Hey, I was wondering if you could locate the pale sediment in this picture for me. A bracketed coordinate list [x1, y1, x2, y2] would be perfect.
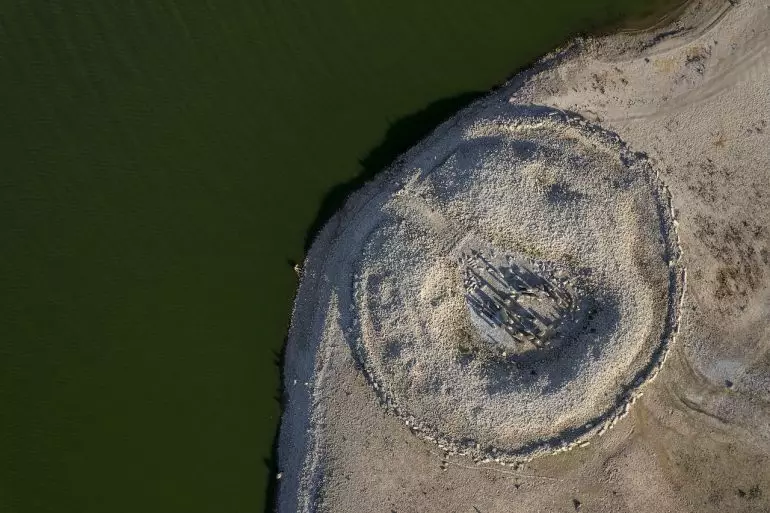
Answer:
[277, 1, 770, 511]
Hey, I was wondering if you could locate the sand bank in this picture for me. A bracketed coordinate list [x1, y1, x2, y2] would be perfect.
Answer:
[278, 1, 770, 511]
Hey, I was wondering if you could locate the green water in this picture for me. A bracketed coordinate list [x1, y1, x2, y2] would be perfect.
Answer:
[0, 1, 680, 511]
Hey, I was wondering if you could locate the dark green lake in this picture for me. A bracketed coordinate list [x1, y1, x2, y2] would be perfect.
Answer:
[0, 1, 681, 511]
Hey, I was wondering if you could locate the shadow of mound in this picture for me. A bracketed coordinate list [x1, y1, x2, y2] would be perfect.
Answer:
[303, 91, 483, 253]
[263, 342, 286, 513]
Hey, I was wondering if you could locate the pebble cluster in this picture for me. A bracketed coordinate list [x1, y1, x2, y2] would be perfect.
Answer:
[461, 248, 585, 355]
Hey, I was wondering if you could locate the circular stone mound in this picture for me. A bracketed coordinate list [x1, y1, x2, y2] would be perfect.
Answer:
[348, 105, 683, 461]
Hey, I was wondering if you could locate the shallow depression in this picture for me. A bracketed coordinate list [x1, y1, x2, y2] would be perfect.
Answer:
[460, 246, 590, 358]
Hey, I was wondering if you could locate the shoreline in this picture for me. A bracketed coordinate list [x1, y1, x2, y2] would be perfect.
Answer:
[276, 0, 769, 510]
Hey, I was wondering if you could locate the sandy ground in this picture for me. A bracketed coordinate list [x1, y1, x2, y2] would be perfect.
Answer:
[277, 0, 770, 511]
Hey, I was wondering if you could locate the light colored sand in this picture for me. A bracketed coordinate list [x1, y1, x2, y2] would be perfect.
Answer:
[277, 0, 770, 511]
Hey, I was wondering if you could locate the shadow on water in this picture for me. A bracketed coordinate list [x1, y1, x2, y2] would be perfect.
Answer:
[263, 340, 287, 513]
[302, 90, 484, 253]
